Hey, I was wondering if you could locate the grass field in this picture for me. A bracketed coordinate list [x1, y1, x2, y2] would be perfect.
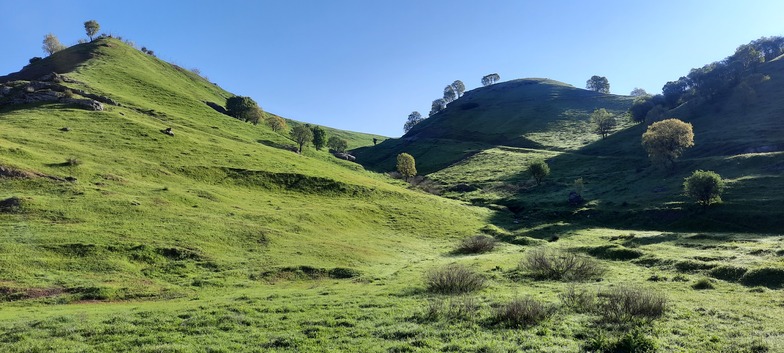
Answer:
[0, 38, 783, 352]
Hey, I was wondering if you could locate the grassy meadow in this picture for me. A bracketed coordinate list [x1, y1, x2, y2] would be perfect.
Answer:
[0, 38, 782, 352]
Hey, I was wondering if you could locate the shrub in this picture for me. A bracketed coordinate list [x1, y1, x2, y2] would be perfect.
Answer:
[424, 264, 485, 294]
[528, 159, 550, 185]
[28, 57, 43, 65]
[740, 268, 784, 289]
[491, 297, 553, 328]
[674, 260, 716, 273]
[455, 235, 496, 254]
[596, 286, 667, 323]
[683, 170, 725, 206]
[708, 265, 747, 282]
[521, 247, 605, 281]
[615, 328, 658, 353]
[559, 285, 596, 313]
[422, 296, 480, 322]
[692, 278, 715, 290]
[63, 89, 74, 99]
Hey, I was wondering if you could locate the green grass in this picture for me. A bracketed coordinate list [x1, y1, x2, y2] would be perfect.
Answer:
[1, 38, 783, 352]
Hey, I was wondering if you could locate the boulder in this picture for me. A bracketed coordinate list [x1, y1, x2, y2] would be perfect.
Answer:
[333, 152, 356, 161]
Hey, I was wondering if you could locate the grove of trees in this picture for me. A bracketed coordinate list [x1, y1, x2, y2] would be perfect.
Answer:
[586, 75, 610, 93]
[641, 118, 694, 169]
[396, 153, 417, 181]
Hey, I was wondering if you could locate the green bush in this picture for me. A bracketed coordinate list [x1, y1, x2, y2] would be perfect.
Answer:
[559, 285, 596, 313]
[424, 264, 485, 294]
[683, 170, 725, 206]
[692, 278, 715, 290]
[521, 247, 606, 281]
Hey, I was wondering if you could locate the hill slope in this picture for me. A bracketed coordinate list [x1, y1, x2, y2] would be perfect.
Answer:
[353, 78, 635, 174]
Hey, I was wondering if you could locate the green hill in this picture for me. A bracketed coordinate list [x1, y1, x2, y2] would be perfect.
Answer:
[1, 38, 783, 352]
[353, 78, 635, 174]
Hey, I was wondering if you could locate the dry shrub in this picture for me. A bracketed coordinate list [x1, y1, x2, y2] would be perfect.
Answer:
[422, 296, 481, 321]
[492, 297, 554, 327]
[596, 286, 667, 323]
[455, 235, 496, 254]
[425, 264, 485, 294]
[559, 285, 596, 313]
[521, 247, 606, 281]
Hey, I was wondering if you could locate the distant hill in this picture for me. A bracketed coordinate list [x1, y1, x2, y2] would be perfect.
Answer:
[353, 78, 634, 174]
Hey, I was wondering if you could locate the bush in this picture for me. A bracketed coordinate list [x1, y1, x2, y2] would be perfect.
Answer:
[674, 260, 716, 273]
[528, 159, 550, 185]
[708, 265, 748, 282]
[616, 328, 658, 353]
[455, 235, 496, 254]
[740, 268, 784, 289]
[596, 286, 667, 323]
[424, 264, 485, 294]
[692, 278, 715, 290]
[422, 296, 480, 322]
[683, 170, 725, 206]
[28, 57, 43, 65]
[491, 297, 553, 328]
[559, 285, 596, 313]
[521, 247, 606, 281]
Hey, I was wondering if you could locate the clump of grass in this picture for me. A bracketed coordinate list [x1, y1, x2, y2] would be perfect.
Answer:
[708, 265, 748, 282]
[66, 157, 82, 166]
[455, 235, 496, 254]
[692, 278, 715, 290]
[425, 264, 485, 294]
[740, 268, 784, 289]
[583, 328, 658, 353]
[585, 245, 643, 260]
[674, 260, 717, 273]
[491, 297, 554, 328]
[422, 296, 481, 321]
[596, 286, 667, 323]
[559, 285, 596, 313]
[520, 247, 606, 281]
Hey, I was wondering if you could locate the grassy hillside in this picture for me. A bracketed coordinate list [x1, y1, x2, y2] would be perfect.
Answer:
[1, 38, 783, 352]
[353, 78, 635, 174]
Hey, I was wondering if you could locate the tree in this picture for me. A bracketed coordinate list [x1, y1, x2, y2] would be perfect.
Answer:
[662, 77, 690, 108]
[481, 73, 500, 86]
[396, 153, 416, 181]
[683, 170, 725, 207]
[226, 96, 262, 123]
[84, 20, 100, 42]
[429, 98, 447, 116]
[629, 88, 648, 97]
[327, 136, 348, 153]
[443, 85, 457, 103]
[403, 111, 424, 133]
[266, 115, 287, 133]
[451, 80, 466, 98]
[528, 159, 550, 185]
[310, 125, 326, 150]
[590, 108, 617, 139]
[641, 118, 694, 169]
[290, 125, 313, 154]
[42, 33, 66, 56]
[586, 75, 610, 93]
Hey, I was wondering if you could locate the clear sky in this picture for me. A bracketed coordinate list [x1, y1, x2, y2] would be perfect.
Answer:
[2, 1, 783, 137]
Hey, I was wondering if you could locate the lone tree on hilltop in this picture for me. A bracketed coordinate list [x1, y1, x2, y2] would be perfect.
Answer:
[528, 158, 550, 185]
[327, 136, 348, 153]
[403, 111, 424, 133]
[683, 170, 725, 207]
[451, 80, 466, 98]
[641, 118, 694, 169]
[42, 33, 66, 56]
[590, 108, 617, 139]
[481, 73, 500, 86]
[291, 125, 313, 154]
[84, 20, 100, 42]
[266, 115, 287, 133]
[310, 125, 327, 150]
[586, 75, 610, 93]
[396, 153, 417, 181]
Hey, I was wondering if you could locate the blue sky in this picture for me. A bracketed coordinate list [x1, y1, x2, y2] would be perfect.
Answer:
[2, 1, 783, 137]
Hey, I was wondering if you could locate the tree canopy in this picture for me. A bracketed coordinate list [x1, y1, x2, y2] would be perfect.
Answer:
[403, 111, 424, 133]
[443, 85, 457, 103]
[641, 118, 694, 168]
[683, 170, 725, 207]
[451, 80, 466, 98]
[226, 96, 262, 124]
[84, 20, 100, 42]
[630, 88, 648, 97]
[528, 159, 550, 185]
[310, 126, 327, 150]
[429, 99, 447, 116]
[586, 75, 610, 93]
[42, 33, 66, 56]
[290, 125, 313, 154]
[481, 73, 500, 86]
[327, 136, 348, 153]
[266, 115, 287, 133]
[590, 108, 617, 139]
[396, 153, 417, 181]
